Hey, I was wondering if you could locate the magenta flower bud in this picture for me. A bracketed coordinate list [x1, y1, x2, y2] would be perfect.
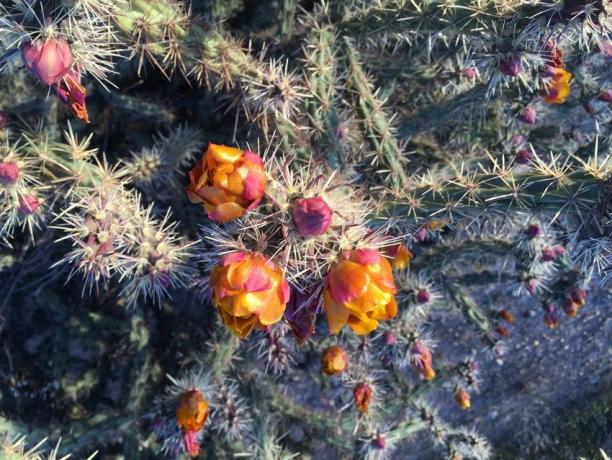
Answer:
[518, 106, 537, 124]
[542, 246, 557, 262]
[292, 196, 332, 237]
[18, 194, 40, 215]
[0, 111, 9, 130]
[598, 90, 612, 103]
[371, 436, 387, 450]
[21, 38, 73, 86]
[416, 288, 431, 304]
[462, 67, 477, 79]
[383, 330, 397, 346]
[526, 278, 538, 295]
[415, 225, 428, 242]
[0, 160, 20, 185]
[515, 149, 532, 165]
[499, 54, 522, 76]
[511, 134, 525, 145]
[526, 223, 543, 239]
[553, 245, 565, 257]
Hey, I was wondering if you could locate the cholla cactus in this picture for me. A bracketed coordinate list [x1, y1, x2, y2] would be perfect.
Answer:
[0, 0, 610, 459]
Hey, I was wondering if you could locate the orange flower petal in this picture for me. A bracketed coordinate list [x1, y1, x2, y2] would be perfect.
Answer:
[347, 314, 379, 335]
[328, 260, 369, 304]
[209, 202, 245, 222]
[323, 289, 350, 335]
[207, 144, 243, 164]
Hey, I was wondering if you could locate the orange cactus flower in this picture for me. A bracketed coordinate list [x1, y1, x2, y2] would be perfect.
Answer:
[209, 251, 290, 338]
[321, 345, 349, 376]
[353, 383, 373, 414]
[186, 144, 267, 222]
[455, 388, 471, 410]
[387, 243, 412, 270]
[323, 249, 397, 336]
[177, 390, 209, 432]
[542, 67, 572, 104]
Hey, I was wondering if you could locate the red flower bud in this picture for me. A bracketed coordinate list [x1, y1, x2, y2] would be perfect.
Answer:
[455, 388, 471, 410]
[416, 288, 431, 304]
[0, 111, 9, 130]
[515, 148, 532, 165]
[292, 196, 332, 237]
[0, 161, 20, 185]
[526, 223, 542, 239]
[562, 299, 579, 318]
[499, 54, 522, 76]
[22, 38, 73, 86]
[495, 326, 511, 338]
[371, 436, 386, 450]
[462, 67, 477, 79]
[599, 89, 612, 103]
[383, 330, 397, 346]
[518, 106, 537, 124]
[498, 309, 515, 323]
[18, 194, 40, 215]
[570, 288, 586, 306]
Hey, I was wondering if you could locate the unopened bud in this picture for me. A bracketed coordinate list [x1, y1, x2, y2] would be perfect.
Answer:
[598, 89, 612, 103]
[499, 54, 522, 76]
[495, 326, 511, 338]
[515, 148, 532, 165]
[292, 196, 332, 237]
[562, 299, 579, 318]
[21, 38, 73, 86]
[0, 111, 9, 130]
[526, 223, 543, 239]
[498, 309, 515, 323]
[570, 288, 586, 306]
[518, 106, 537, 124]
[371, 436, 386, 450]
[321, 345, 349, 376]
[353, 383, 373, 414]
[416, 288, 431, 304]
[383, 330, 397, 346]
[0, 161, 20, 185]
[462, 67, 477, 79]
[18, 194, 40, 215]
[454, 388, 471, 410]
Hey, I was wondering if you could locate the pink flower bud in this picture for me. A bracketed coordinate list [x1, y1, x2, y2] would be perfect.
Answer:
[526, 223, 542, 239]
[541, 246, 556, 262]
[515, 148, 532, 165]
[0, 111, 9, 129]
[526, 278, 538, 295]
[0, 161, 20, 185]
[22, 38, 73, 86]
[416, 288, 431, 304]
[499, 54, 522, 77]
[415, 225, 428, 242]
[518, 106, 537, 124]
[292, 196, 332, 237]
[371, 436, 387, 450]
[18, 194, 40, 215]
[383, 330, 397, 346]
[462, 67, 477, 79]
[599, 90, 612, 103]
[511, 134, 525, 145]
